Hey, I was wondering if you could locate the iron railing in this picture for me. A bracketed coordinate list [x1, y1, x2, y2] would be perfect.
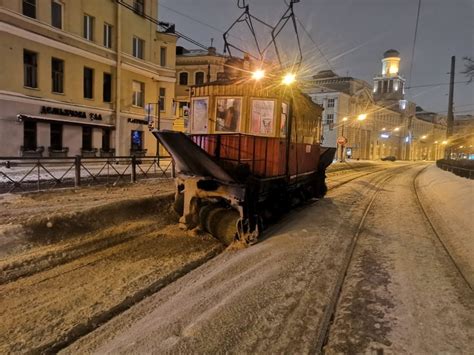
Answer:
[436, 159, 474, 179]
[0, 155, 174, 194]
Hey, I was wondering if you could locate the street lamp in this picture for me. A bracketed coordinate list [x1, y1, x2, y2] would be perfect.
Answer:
[340, 117, 348, 162]
[357, 113, 367, 121]
[421, 135, 427, 140]
[394, 127, 400, 132]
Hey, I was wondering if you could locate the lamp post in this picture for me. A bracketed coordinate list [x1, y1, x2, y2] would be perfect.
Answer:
[340, 116, 348, 161]
[356, 113, 367, 160]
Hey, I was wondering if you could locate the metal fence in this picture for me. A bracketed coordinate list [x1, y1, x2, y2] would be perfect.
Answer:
[0, 155, 174, 194]
[436, 159, 474, 180]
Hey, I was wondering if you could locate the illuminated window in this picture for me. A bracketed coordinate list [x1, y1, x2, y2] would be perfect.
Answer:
[131, 130, 144, 151]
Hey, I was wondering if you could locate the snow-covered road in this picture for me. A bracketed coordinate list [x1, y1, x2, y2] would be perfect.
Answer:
[62, 165, 466, 354]
[2, 162, 472, 353]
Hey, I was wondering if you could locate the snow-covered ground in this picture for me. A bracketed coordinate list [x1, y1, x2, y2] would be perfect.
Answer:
[0, 161, 397, 353]
[416, 165, 474, 287]
[325, 164, 473, 353]
[4, 162, 470, 353]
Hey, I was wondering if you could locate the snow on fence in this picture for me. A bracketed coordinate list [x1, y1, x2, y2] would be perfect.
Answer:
[436, 159, 474, 180]
[0, 155, 174, 194]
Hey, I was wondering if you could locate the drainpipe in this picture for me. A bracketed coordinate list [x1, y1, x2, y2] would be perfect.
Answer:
[115, 2, 123, 156]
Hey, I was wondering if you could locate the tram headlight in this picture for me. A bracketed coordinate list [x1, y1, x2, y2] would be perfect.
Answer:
[252, 69, 265, 80]
[282, 73, 296, 85]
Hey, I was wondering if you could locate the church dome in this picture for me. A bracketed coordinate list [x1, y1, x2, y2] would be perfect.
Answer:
[383, 49, 400, 58]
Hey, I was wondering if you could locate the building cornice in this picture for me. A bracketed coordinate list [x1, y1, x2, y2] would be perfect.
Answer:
[0, 90, 115, 114]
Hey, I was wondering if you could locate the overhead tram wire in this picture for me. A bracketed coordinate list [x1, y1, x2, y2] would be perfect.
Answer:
[283, 0, 335, 72]
[158, 2, 230, 39]
[116, 0, 209, 50]
[406, 80, 470, 89]
[408, 0, 422, 88]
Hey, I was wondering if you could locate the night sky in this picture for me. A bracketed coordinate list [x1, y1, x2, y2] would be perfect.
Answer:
[159, 0, 473, 116]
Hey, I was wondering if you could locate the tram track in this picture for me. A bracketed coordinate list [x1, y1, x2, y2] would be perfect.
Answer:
[312, 165, 414, 354]
[413, 166, 473, 291]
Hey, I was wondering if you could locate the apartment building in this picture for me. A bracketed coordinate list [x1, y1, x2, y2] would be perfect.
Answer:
[0, 0, 177, 157]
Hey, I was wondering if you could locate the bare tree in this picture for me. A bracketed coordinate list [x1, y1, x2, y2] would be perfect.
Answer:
[462, 57, 474, 83]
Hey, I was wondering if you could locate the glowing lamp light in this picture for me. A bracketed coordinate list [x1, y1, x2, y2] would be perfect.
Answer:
[389, 65, 398, 74]
[381, 127, 386, 131]
[357, 114, 367, 121]
[282, 73, 296, 85]
[405, 136, 410, 143]
[381, 133, 390, 139]
[442, 140, 448, 145]
[421, 135, 427, 139]
[342, 117, 348, 122]
[252, 69, 265, 80]
[459, 145, 464, 148]
[394, 127, 400, 132]
[434, 141, 438, 144]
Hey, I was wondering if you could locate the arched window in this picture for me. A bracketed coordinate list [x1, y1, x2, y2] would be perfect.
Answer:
[179, 72, 188, 85]
[195, 71, 205, 85]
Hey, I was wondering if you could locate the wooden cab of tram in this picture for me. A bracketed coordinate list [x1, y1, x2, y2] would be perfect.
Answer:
[186, 58, 325, 181]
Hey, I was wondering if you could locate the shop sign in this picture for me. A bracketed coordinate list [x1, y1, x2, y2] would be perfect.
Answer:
[40, 106, 103, 120]
[127, 118, 149, 125]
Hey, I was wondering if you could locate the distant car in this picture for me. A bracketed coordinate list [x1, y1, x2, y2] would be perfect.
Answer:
[381, 156, 396, 161]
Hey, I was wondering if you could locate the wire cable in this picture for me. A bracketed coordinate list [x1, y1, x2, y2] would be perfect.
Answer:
[408, 0, 422, 88]
[283, 0, 335, 72]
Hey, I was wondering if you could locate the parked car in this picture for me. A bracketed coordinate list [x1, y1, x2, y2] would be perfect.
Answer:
[381, 156, 396, 161]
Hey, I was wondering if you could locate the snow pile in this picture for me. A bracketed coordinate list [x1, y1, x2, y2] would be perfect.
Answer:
[417, 165, 474, 287]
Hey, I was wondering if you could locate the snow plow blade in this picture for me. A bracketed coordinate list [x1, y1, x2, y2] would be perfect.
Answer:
[318, 147, 337, 171]
[152, 130, 235, 183]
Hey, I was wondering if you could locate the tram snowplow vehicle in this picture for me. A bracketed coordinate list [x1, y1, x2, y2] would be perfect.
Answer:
[153, 58, 336, 245]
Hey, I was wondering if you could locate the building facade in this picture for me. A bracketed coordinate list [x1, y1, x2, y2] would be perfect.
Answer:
[305, 50, 447, 161]
[0, 0, 177, 157]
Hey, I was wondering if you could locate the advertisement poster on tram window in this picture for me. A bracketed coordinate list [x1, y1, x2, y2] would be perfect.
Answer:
[191, 97, 208, 133]
[250, 99, 275, 135]
[216, 97, 242, 132]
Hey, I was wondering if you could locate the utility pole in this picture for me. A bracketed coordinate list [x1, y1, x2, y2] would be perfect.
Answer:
[446, 56, 455, 159]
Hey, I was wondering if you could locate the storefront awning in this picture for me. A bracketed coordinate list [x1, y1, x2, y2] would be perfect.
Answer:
[17, 114, 115, 128]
